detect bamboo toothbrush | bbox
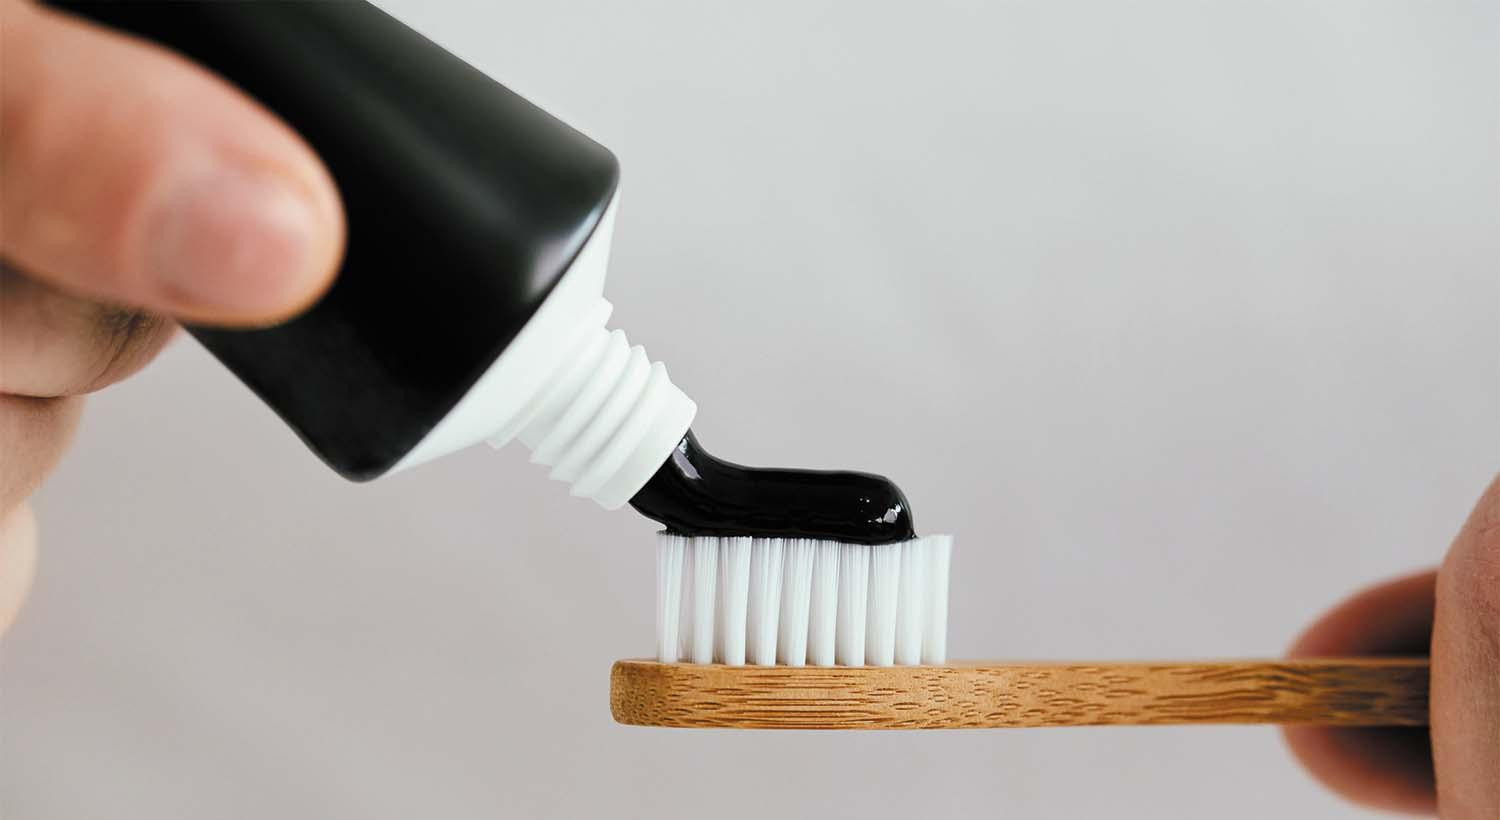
[616,533,1429,729]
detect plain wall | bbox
[4,1,1497,817]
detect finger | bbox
[0,395,77,639]
[0,263,174,397]
[0,393,83,516]
[1433,474,1500,819]
[1288,570,1437,657]
[1281,570,1437,815]
[0,0,344,326]
[0,502,37,635]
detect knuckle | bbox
[0,265,172,396]
[81,306,173,393]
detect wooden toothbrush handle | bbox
[610,658,1430,729]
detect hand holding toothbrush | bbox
[1283,474,1500,817]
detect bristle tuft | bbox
[865,543,901,666]
[655,533,952,666]
[777,540,816,666]
[922,535,953,664]
[745,539,785,665]
[687,538,717,663]
[806,541,840,666]
[655,535,686,663]
[714,537,751,665]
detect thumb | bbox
[1433,473,1500,819]
[0,0,343,325]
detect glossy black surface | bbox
[50,0,620,480]
[629,431,917,544]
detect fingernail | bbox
[149,169,322,318]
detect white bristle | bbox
[922,535,953,664]
[865,543,901,666]
[777,539,816,666]
[806,541,840,666]
[835,543,870,666]
[656,535,685,662]
[745,538,785,665]
[676,538,694,661]
[714,537,752,665]
[688,539,718,664]
[655,533,954,667]
[894,538,928,665]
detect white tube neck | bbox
[387,193,697,509]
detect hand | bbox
[1284,474,1500,818]
[0,0,344,634]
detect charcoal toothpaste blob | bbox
[53,0,917,544]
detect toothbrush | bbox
[629,534,1426,729]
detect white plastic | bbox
[390,193,697,510]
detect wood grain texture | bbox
[611,658,1429,729]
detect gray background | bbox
[4,1,1497,817]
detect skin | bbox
[1283,477,1500,818]
[0,0,343,629]
[0,2,1493,814]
